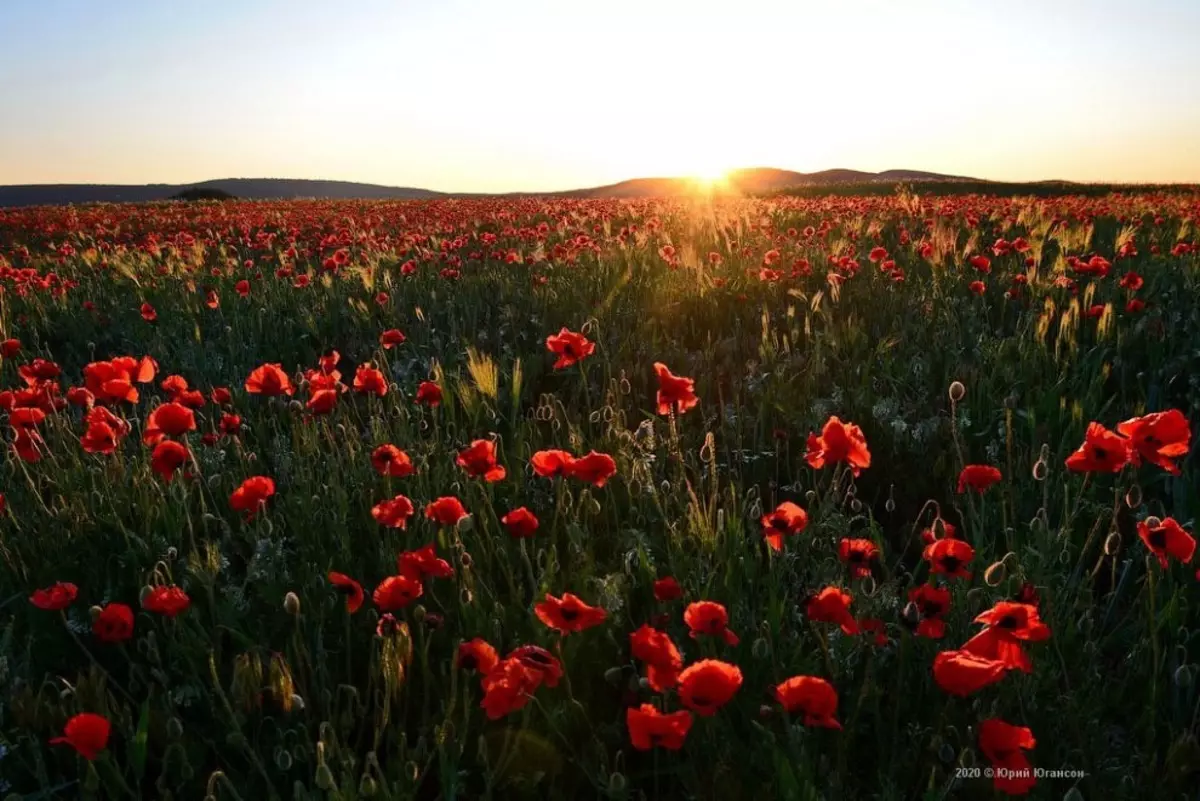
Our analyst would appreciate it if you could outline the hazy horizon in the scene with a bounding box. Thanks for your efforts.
[3,0,1200,191]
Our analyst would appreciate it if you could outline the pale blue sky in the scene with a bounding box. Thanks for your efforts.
[1,0,1198,191]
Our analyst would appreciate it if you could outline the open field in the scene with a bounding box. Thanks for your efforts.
[1,191,1198,800]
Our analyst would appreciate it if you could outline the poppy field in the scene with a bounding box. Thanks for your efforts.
[1,190,1199,800]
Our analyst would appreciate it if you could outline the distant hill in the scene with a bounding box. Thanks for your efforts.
[0,178,444,208]
[0,168,979,207]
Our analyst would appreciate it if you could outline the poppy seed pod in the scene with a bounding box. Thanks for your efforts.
[948,381,965,402]
[283,592,301,616]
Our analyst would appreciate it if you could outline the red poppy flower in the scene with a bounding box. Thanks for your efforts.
[677,660,743,716]
[1117,409,1190,476]
[30,581,78,610]
[230,476,275,519]
[424,496,468,527]
[219,413,242,437]
[923,538,974,579]
[501,507,539,538]
[142,585,190,617]
[66,387,95,409]
[245,364,294,397]
[93,602,134,643]
[968,280,986,295]
[531,449,574,478]
[458,638,500,674]
[838,538,879,577]
[0,338,20,358]
[535,592,607,634]
[1065,422,1130,473]
[774,676,841,729]
[143,402,197,445]
[684,601,739,646]
[352,365,388,397]
[371,444,415,477]
[1137,517,1196,568]
[653,576,682,602]
[868,246,888,263]
[958,464,1001,493]
[480,657,540,720]
[50,713,110,761]
[81,419,122,455]
[565,450,617,487]
[456,439,506,482]
[978,718,1037,795]
[1119,271,1144,290]
[760,501,809,551]
[508,644,563,687]
[653,362,699,416]
[1125,298,1146,314]
[373,575,423,611]
[909,584,951,639]
[806,587,859,635]
[630,624,683,691]
[932,650,1009,696]
[380,329,406,349]
[963,602,1051,673]
[414,381,442,406]
[372,495,415,529]
[328,572,364,613]
[546,328,596,369]
[161,374,189,396]
[150,440,190,482]
[805,416,871,476]
[235,279,250,298]
[140,302,157,322]
[210,387,232,405]
[398,543,454,581]
[627,704,693,750]
[968,255,992,273]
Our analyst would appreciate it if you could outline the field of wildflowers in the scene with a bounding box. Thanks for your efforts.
[0,190,1198,800]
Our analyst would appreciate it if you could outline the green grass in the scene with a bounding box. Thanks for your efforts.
[0,192,1197,800]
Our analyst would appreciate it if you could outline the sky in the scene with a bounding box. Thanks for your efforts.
[1,0,1199,191]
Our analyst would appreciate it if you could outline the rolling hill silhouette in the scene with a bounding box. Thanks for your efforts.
[0,167,978,207]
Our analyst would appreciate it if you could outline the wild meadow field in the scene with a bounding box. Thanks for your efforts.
[0,189,1198,800]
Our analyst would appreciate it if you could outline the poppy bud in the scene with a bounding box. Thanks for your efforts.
[456,515,474,533]
[359,774,378,797]
[460,552,473,569]
[424,613,444,630]
[411,605,427,623]
[139,585,154,605]
[849,498,862,513]
[901,601,921,630]
[604,667,624,684]
[1103,532,1122,556]
[608,773,626,793]
[1032,459,1048,481]
[167,717,184,739]
[752,638,770,659]
[275,748,293,771]
[283,592,301,616]
[166,546,178,560]
[983,561,1007,586]
[1125,485,1142,508]
[87,605,103,622]
[937,742,955,763]
[948,381,965,402]
[1174,665,1193,688]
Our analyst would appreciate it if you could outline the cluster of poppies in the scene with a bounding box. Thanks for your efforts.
[15,312,1197,798]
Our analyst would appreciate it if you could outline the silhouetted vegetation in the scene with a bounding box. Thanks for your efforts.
[171,187,236,201]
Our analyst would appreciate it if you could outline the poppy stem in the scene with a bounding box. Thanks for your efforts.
[60,612,135,705]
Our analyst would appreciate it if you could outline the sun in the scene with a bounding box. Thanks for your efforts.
[690,164,731,184]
